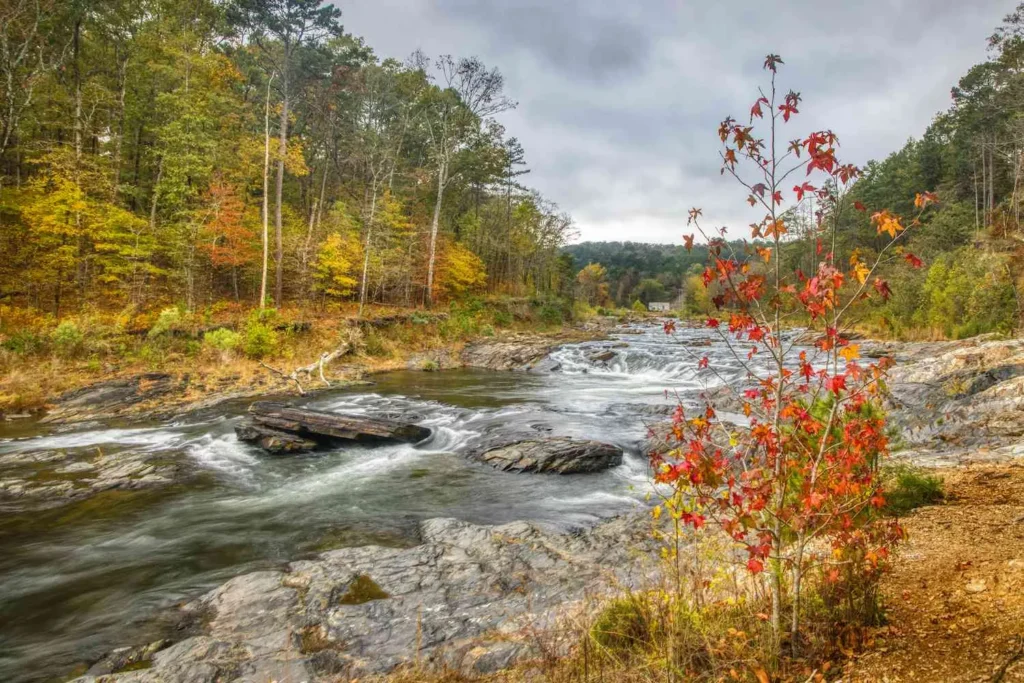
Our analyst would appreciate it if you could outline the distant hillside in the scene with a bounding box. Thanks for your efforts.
[563,241,709,306]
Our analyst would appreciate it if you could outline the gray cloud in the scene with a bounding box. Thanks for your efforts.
[340,0,1018,243]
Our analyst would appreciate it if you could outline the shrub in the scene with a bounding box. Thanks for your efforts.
[51,321,83,357]
[572,301,596,321]
[421,359,439,372]
[148,307,183,338]
[1,330,46,355]
[243,321,278,359]
[631,299,647,313]
[203,328,241,353]
[490,308,513,327]
[362,329,391,357]
[590,595,655,653]
[883,464,944,515]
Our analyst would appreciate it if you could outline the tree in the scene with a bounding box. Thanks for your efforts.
[419,54,514,305]
[575,262,609,306]
[631,277,667,305]
[229,0,343,306]
[654,55,925,655]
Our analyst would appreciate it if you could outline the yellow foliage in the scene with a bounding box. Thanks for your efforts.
[436,240,487,298]
[313,232,361,298]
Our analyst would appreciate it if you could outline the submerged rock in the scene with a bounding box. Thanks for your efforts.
[471,437,623,474]
[71,514,656,682]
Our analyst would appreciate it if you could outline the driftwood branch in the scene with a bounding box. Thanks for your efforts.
[258,329,362,393]
[258,361,306,395]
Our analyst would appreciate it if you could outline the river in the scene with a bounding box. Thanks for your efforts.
[0,323,750,682]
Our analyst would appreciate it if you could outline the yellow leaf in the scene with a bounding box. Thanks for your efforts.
[652,505,662,520]
[851,261,870,285]
[753,667,771,683]
[840,344,860,361]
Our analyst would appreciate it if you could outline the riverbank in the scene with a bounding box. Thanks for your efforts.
[8,328,1024,682]
[0,300,630,421]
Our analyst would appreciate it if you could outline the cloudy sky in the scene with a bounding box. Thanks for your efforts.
[340,0,1017,244]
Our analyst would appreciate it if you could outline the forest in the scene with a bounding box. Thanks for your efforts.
[0,0,577,320]
[566,10,1024,338]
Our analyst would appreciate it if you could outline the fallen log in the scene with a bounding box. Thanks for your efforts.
[245,401,431,445]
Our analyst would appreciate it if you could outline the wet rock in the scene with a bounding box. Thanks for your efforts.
[85,640,169,676]
[525,356,562,373]
[588,350,616,363]
[240,402,431,451]
[76,514,657,682]
[607,403,677,418]
[43,373,188,424]
[461,337,558,371]
[0,448,185,511]
[471,437,623,474]
[234,422,317,454]
[881,338,1024,458]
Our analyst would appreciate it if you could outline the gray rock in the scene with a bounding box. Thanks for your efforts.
[241,401,431,451]
[588,350,616,363]
[42,373,188,424]
[74,514,657,682]
[471,437,623,474]
[234,422,317,454]
[525,356,562,373]
[461,338,557,371]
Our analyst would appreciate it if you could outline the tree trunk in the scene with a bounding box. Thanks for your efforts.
[301,165,328,295]
[274,72,289,306]
[358,183,379,317]
[260,74,274,309]
[149,156,163,230]
[425,159,447,306]
[111,54,129,201]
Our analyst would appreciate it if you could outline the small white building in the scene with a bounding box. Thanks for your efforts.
[648,301,671,312]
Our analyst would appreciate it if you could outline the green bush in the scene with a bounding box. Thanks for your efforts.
[631,300,647,313]
[421,359,439,372]
[2,330,46,354]
[52,321,84,357]
[203,328,241,353]
[883,464,944,515]
[362,329,390,357]
[243,321,278,359]
[148,307,183,338]
[590,595,654,653]
[490,308,513,327]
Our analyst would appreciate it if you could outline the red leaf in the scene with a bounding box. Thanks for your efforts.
[683,234,695,252]
[904,252,923,268]
[747,558,764,573]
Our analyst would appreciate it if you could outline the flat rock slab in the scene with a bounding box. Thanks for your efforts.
[70,515,657,682]
[472,437,623,474]
[241,402,431,450]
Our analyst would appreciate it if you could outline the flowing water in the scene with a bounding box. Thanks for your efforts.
[0,324,761,682]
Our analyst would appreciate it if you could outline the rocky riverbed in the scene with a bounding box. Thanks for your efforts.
[5,327,1024,682]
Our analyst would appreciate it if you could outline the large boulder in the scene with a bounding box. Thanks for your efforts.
[236,402,430,453]
[471,437,623,474]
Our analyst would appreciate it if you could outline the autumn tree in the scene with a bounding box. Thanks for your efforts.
[653,55,934,657]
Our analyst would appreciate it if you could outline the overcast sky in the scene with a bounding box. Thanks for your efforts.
[339,0,1017,244]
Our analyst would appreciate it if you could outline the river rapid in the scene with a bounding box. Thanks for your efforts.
[0,323,753,682]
